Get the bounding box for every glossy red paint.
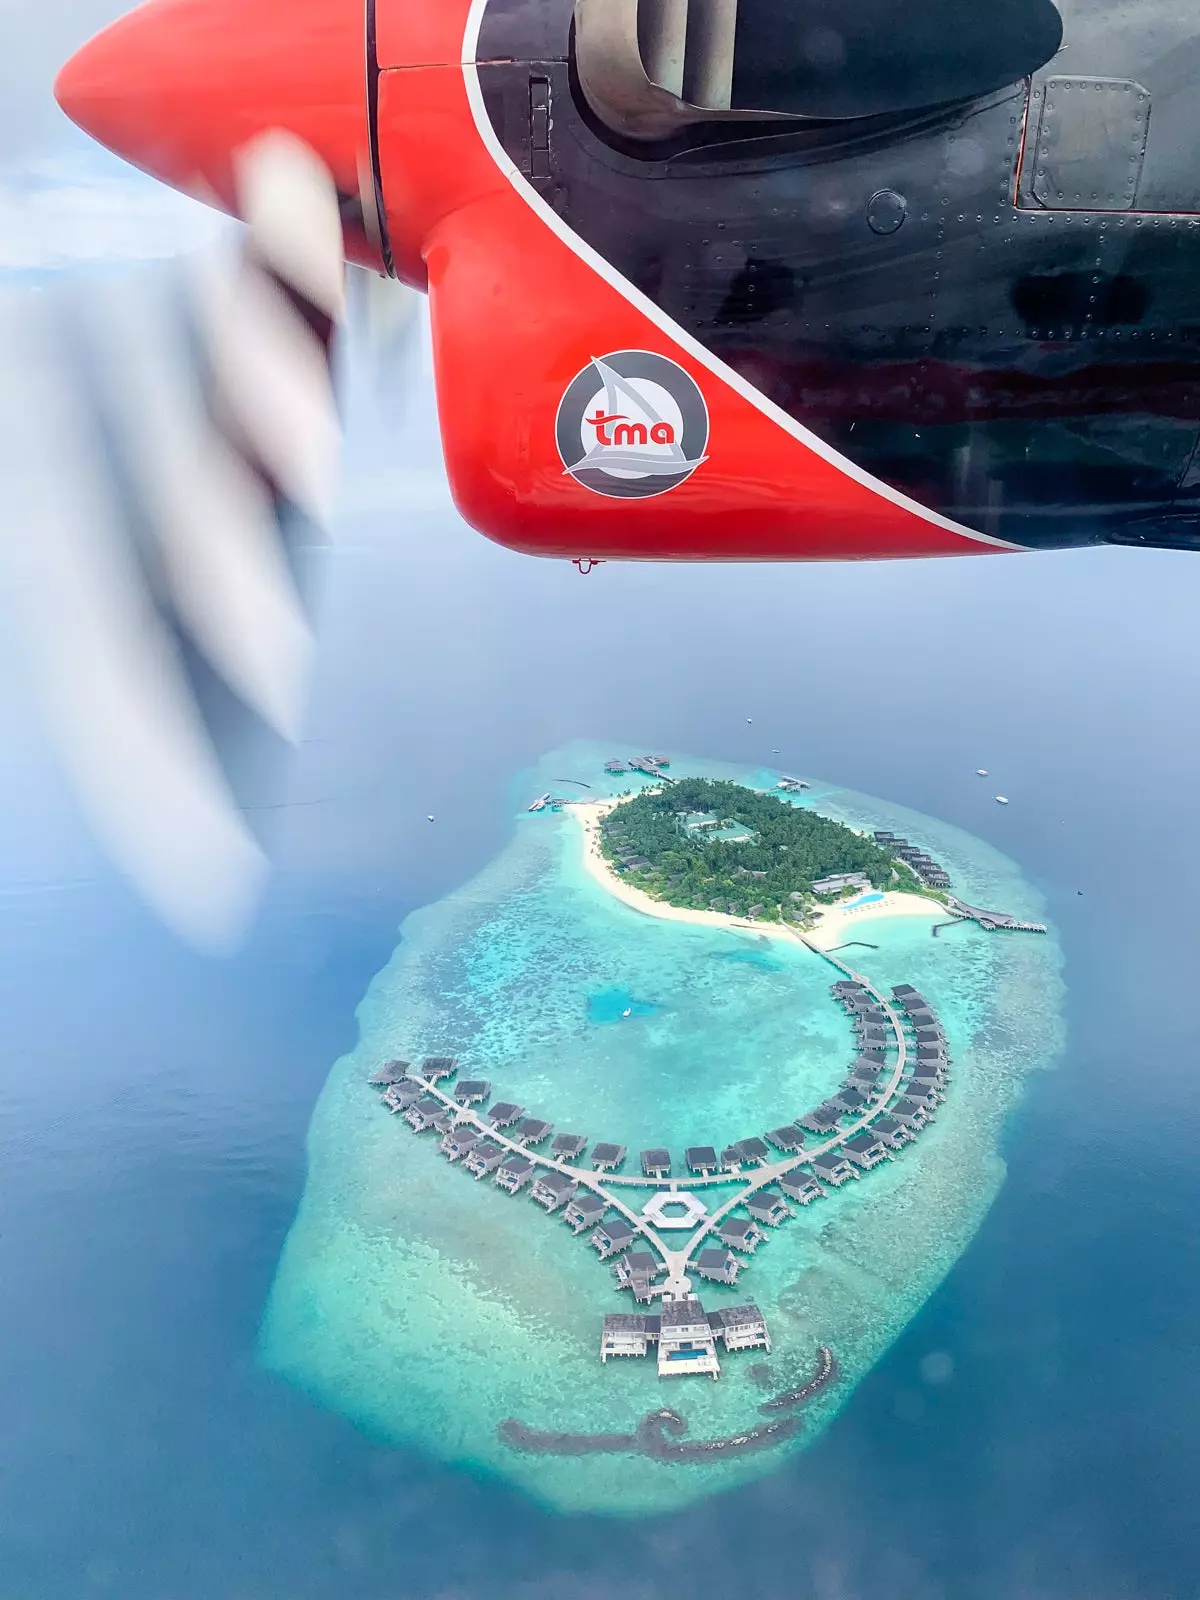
[372,20,1009,561]
[53,0,383,270]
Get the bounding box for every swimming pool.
[845,891,885,909]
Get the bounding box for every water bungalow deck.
[601,1312,659,1360]
[382,1079,423,1112]
[641,1148,671,1178]
[454,1079,491,1104]
[550,1133,587,1161]
[591,1142,626,1172]
[487,1101,526,1129]
[890,1098,931,1130]
[405,1095,451,1132]
[709,1304,771,1354]
[798,1106,842,1135]
[686,1145,719,1175]
[615,1250,664,1303]
[658,1296,720,1378]
[868,1114,910,1150]
[842,1131,889,1169]
[440,1127,482,1162]
[735,1136,772,1166]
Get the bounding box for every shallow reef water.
[259,742,1066,1514]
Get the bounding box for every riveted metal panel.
[1031,76,1150,210]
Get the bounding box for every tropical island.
[598,777,930,924]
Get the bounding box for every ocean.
[2,488,1199,1595]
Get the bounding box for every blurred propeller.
[1,131,352,950]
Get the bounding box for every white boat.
[976,768,988,776]
[621,1008,632,1018]
[994,795,1009,805]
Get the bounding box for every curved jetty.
[259,741,1065,1516]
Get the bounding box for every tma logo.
[556,350,709,499]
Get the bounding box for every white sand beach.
[571,798,944,948]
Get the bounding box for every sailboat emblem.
[556,350,709,499]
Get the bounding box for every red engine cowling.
[55,0,1013,562]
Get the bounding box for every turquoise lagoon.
[259,744,1065,1514]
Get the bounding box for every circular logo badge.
[556,350,709,499]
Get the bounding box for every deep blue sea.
[2,455,1199,1594]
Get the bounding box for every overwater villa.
[369,1059,411,1085]
[735,1136,772,1166]
[454,1079,491,1105]
[890,1098,931,1130]
[846,1061,884,1096]
[829,1086,870,1116]
[711,1304,771,1354]
[421,1057,458,1081]
[550,1133,587,1161]
[531,1171,578,1212]
[440,1126,481,1163]
[600,1312,658,1361]
[686,1145,719,1175]
[465,1139,506,1178]
[811,1150,857,1186]
[382,1079,423,1112]
[487,1101,525,1129]
[592,1217,637,1259]
[766,1125,806,1153]
[892,984,927,1006]
[641,1148,672,1178]
[404,1095,451,1133]
[564,1191,606,1233]
[657,1296,720,1378]
[799,1106,843,1135]
[843,1130,889,1170]
[868,1115,910,1150]
[590,1142,627,1172]
[615,1250,664,1303]
[514,1117,555,1147]
[494,1154,535,1194]
[778,1170,824,1205]
[746,1188,791,1227]
[716,1216,767,1253]
[693,1247,741,1285]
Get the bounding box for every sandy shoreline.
[571,799,944,949]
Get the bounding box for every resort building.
[735,1136,772,1166]
[370,1059,412,1085]
[601,1312,658,1361]
[550,1133,587,1162]
[453,1079,491,1105]
[531,1171,578,1212]
[641,1148,672,1178]
[846,1062,884,1096]
[421,1057,458,1082]
[716,1216,767,1253]
[892,985,928,1008]
[591,1142,627,1172]
[799,1106,843,1135]
[564,1191,606,1233]
[766,1125,806,1153]
[657,1296,720,1378]
[810,1150,857,1186]
[592,1218,637,1259]
[486,1101,525,1129]
[778,1170,824,1205]
[404,1096,451,1133]
[843,1130,889,1170]
[868,1115,910,1150]
[615,1250,664,1303]
[692,1247,741,1285]
[832,979,866,1000]
[465,1139,506,1178]
[890,1098,930,1130]
[902,1080,939,1107]
[829,1086,869,1116]
[494,1154,535,1194]
[686,1145,719,1175]
[440,1126,482,1163]
[777,777,810,792]
[812,872,871,896]
[603,759,628,774]
[514,1117,555,1147]
[382,1079,423,1112]
[746,1188,791,1227]
[710,1304,771,1354]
